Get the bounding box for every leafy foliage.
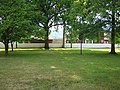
[30,0,74,49]
[92,0,120,54]
[0,0,37,56]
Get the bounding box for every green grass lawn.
[0,48,120,90]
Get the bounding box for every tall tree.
[32,0,73,49]
[60,1,74,48]
[91,0,120,54]
[0,0,35,56]
[65,0,95,54]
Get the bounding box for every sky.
[49,26,63,39]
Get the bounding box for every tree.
[60,1,74,48]
[90,0,120,54]
[31,0,74,49]
[0,0,35,56]
[66,25,78,48]
[65,0,95,54]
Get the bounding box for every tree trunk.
[70,42,72,48]
[109,10,116,54]
[62,21,66,48]
[97,32,101,43]
[79,34,83,55]
[11,41,14,51]
[45,25,49,49]
[80,39,82,55]
[16,41,18,48]
[3,40,9,56]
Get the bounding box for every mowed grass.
[0,48,120,90]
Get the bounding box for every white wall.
[0,42,120,48]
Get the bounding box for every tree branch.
[49,23,63,28]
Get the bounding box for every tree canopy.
[91,0,120,54]
[0,0,120,56]
[30,0,74,49]
[0,0,36,56]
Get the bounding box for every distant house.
[103,33,110,43]
[98,32,110,44]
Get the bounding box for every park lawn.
[0,48,120,90]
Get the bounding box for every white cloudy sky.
[49,26,63,39]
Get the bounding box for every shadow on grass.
[0,48,120,58]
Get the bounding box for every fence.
[0,42,120,48]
